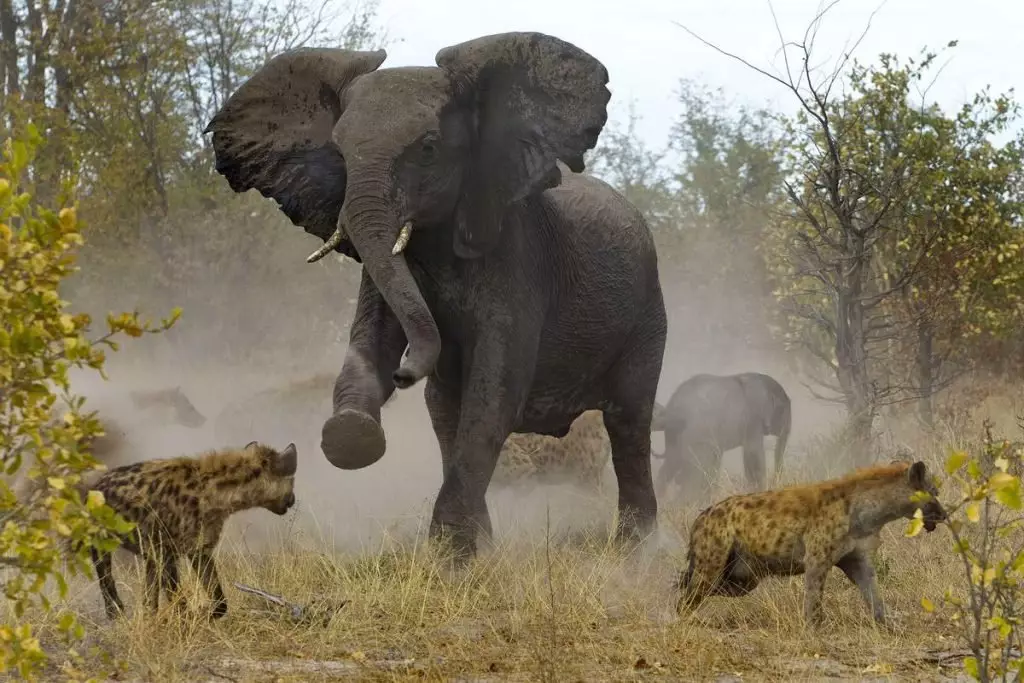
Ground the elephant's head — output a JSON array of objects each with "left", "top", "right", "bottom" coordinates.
[{"left": 204, "top": 32, "right": 611, "bottom": 389}]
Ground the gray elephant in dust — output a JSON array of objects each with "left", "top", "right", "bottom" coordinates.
[
  {"left": 204, "top": 32, "right": 668, "bottom": 559},
  {"left": 650, "top": 372, "right": 791, "bottom": 502}
]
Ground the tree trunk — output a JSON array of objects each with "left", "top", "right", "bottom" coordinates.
[
  {"left": 834, "top": 232, "right": 876, "bottom": 468},
  {"left": 0, "top": 0, "right": 18, "bottom": 128},
  {"left": 916, "top": 318, "right": 935, "bottom": 429}
]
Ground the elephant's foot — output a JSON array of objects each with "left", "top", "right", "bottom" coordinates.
[
  {"left": 613, "top": 506, "right": 657, "bottom": 550},
  {"left": 428, "top": 516, "right": 482, "bottom": 566},
  {"left": 321, "top": 409, "right": 386, "bottom": 470}
]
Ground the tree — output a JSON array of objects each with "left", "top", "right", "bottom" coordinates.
[
  {"left": 0, "top": 126, "right": 178, "bottom": 678},
  {"left": 666, "top": 79, "right": 785, "bottom": 355},
  {"left": 677, "top": 5, "right": 1024, "bottom": 462}
]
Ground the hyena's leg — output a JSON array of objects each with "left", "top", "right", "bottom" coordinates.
[
  {"left": 676, "top": 531, "right": 733, "bottom": 614},
  {"left": 91, "top": 548, "right": 125, "bottom": 620},
  {"left": 836, "top": 550, "right": 885, "bottom": 624},
  {"left": 160, "top": 551, "right": 184, "bottom": 613},
  {"left": 143, "top": 553, "right": 161, "bottom": 613},
  {"left": 190, "top": 551, "right": 227, "bottom": 619}
]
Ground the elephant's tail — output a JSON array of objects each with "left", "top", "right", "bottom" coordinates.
[{"left": 773, "top": 400, "right": 791, "bottom": 475}]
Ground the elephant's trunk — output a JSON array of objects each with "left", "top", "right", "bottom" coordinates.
[{"left": 341, "top": 187, "right": 441, "bottom": 389}]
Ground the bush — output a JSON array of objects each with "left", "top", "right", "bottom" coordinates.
[
  {"left": 922, "top": 420, "right": 1024, "bottom": 682},
  {"left": 0, "top": 125, "right": 179, "bottom": 679}
]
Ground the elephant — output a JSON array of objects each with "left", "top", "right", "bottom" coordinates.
[
  {"left": 650, "top": 372, "right": 791, "bottom": 503},
  {"left": 204, "top": 32, "right": 668, "bottom": 559}
]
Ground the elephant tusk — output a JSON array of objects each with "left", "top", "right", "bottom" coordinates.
[
  {"left": 391, "top": 221, "right": 413, "bottom": 255},
  {"left": 306, "top": 224, "right": 347, "bottom": 264}
]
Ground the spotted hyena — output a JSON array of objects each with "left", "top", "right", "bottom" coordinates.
[
  {"left": 676, "top": 460, "right": 946, "bottom": 626},
  {"left": 83, "top": 441, "right": 297, "bottom": 620},
  {"left": 491, "top": 410, "right": 611, "bottom": 491}
]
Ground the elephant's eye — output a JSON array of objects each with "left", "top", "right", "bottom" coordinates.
[{"left": 419, "top": 137, "right": 439, "bottom": 165}]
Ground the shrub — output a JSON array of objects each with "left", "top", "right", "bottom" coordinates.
[
  {"left": 921, "top": 420, "right": 1024, "bottom": 682},
  {"left": 0, "top": 125, "right": 179, "bottom": 679}
]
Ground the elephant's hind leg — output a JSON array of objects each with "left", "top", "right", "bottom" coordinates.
[
  {"left": 741, "top": 430, "right": 768, "bottom": 492},
  {"left": 602, "top": 312, "right": 666, "bottom": 544}
]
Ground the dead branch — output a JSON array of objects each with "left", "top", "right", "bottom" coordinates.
[{"left": 233, "top": 581, "right": 349, "bottom": 627}]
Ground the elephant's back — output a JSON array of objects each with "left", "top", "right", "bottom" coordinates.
[{"left": 545, "top": 168, "right": 657, "bottom": 259}]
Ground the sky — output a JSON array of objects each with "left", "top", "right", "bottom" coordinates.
[{"left": 364, "top": 0, "right": 1021, "bottom": 150}]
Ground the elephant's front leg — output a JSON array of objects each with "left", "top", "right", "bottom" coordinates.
[
  {"left": 322, "top": 269, "right": 409, "bottom": 470},
  {"left": 425, "top": 376, "right": 493, "bottom": 541},
  {"left": 429, "top": 329, "right": 536, "bottom": 560}
]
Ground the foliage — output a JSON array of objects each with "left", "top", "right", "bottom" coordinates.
[
  {"left": 0, "top": 126, "right": 178, "bottom": 679},
  {"left": 759, "top": 39, "right": 1023, "bottom": 454},
  {"left": 921, "top": 422, "right": 1024, "bottom": 682}
]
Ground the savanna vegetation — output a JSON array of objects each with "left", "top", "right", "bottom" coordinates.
[{"left": 1, "top": 0, "right": 1023, "bottom": 680}]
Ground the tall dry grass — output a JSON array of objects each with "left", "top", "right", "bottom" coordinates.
[{"left": 8, "top": 375, "right": 1021, "bottom": 682}]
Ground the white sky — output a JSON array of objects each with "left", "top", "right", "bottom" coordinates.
[{"left": 368, "top": 0, "right": 1022, "bottom": 149}]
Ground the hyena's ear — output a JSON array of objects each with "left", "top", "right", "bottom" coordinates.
[
  {"left": 244, "top": 440, "right": 259, "bottom": 450},
  {"left": 272, "top": 443, "right": 298, "bottom": 477},
  {"left": 908, "top": 461, "right": 928, "bottom": 488}
]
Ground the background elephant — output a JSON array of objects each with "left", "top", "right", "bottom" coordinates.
[
  {"left": 205, "top": 32, "right": 668, "bottom": 558},
  {"left": 651, "top": 372, "right": 791, "bottom": 503}
]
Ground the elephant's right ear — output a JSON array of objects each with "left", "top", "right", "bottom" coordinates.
[{"left": 204, "top": 48, "right": 387, "bottom": 260}]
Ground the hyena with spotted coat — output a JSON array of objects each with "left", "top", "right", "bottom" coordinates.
[
  {"left": 676, "top": 460, "right": 946, "bottom": 626},
  {"left": 85, "top": 441, "right": 297, "bottom": 620}
]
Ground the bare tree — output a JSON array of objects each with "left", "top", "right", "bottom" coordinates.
[{"left": 673, "top": 1, "right": 958, "bottom": 464}]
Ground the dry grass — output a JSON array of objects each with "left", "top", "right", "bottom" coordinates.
[
  {"left": 12, "top": 373, "right": 1021, "bottom": 682},
  {"left": 25, "top": 480, "right": 972, "bottom": 681}
]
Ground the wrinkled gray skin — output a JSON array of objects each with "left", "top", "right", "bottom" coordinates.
[
  {"left": 651, "top": 372, "right": 791, "bottom": 502},
  {"left": 204, "top": 32, "right": 667, "bottom": 559}
]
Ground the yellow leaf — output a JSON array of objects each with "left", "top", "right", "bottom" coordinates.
[
  {"left": 946, "top": 450, "right": 969, "bottom": 474},
  {"left": 964, "top": 655, "right": 980, "bottom": 680},
  {"left": 921, "top": 597, "right": 935, "bottom": 612},
  {"left": 47, "top": 477, "right": 66, "bottom": 491},
  {"left": 966, "top": 502, "right": 981, "bottom": 523},
  {"left": 86, "top": 490, "right": 105, "bottom": 509},
  {"left": 990, "top": 472, "right": 1017, "bottom": 490},
  {"left": 905, "top": 517, "right": 924, "bottom": 537}
]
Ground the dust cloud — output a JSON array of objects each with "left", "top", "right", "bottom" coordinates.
[{"left": 64, "top": 218, "right": 846, "bottom": 558}]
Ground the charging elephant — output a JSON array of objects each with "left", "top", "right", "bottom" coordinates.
[
  {"left": 652, "top": 372, "right": 791, "bottom": 502},
  {"left": 204, "top": 32, "right": 668, "bottom": 559}
]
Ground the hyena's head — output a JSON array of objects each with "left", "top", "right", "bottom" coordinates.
[
  {"left": 242, "top": 441, "right": 298, "bottom": 515},
  {"left": 900, "top": 460, "right": 946, "bottom": 532}
]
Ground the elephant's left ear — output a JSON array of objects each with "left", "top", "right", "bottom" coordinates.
[{"left": 436, "top": 32, "right": 611, "bottom": 258}]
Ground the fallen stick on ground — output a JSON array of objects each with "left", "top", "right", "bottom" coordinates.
[{"left": 233, "top": 581, "right": 349, "bottom": 626}]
